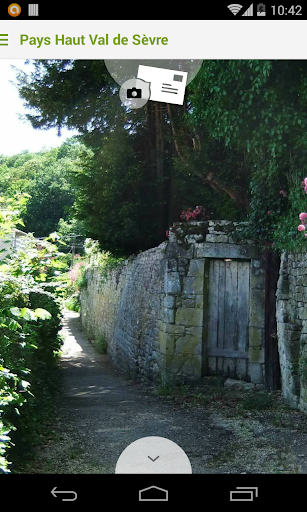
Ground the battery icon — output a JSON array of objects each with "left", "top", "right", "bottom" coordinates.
[{"left": 257, "top": 3, "right": 266, "bottom": 15}]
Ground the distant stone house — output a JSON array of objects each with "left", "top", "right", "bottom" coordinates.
[{"left": 0, "top": 228, "right": 28, "bottom": 260}]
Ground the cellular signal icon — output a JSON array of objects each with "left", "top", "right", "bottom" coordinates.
[
  {"left": 242, "top": 3, "right": 254, "bottom": 16},
  {"left": 227, "top": 4, "right": 243, "bottom": 15}
]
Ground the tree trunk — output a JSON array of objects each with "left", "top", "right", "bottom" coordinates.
[{"left": 154, "top": 102, "right": 166, "bottom": 238}]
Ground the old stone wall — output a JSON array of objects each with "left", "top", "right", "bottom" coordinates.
[
  {"left": 80, "top": 221, "right": 266, "bottom": 384},
  {"left": 276, "top": 252, "right": 307, "bottom": 411},
  {"left": 80, "top": 245, "right": 165, "bottom": 380}
]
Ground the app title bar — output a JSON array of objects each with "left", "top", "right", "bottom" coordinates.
[{"left": 0, "top": 20, "right": 305, "bottom": 58}]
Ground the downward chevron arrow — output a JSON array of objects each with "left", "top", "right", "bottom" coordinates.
[{"left": 148, "top": 455, "right": 159, "bottom": 462}]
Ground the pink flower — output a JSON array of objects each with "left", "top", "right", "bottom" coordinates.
[
  {"left": 279, "top": 190, "right": 287, "bottom": 198},
  {"left": 267, "top": 211, "right": 272, "bottom": 215},
  {"left": 299, "top": 212, "right": 307, "bottom": 222},
  {"left": 68, "top": 261, "right": 84, "bottom": 282},
  {"left": 298, "top": 224, "right": 306, "bottom": 232}
]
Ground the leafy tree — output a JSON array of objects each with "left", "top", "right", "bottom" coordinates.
[
  {"left": 16, "top": 59, "right": 307, "bottom": 251},
  {"left": 0, "top": 141, "right": 84, "bottom": 237},
  {"left": 188, "top": 60, "right": 307, "bottom": 243}
]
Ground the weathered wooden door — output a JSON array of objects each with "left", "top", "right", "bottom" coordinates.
[{"left": 206, "top": 258, "right": 250, "bottom": 380}]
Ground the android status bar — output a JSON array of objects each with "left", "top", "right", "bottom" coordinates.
[{"left": 2, "top": 4, "right": 306, "bottom": 20}]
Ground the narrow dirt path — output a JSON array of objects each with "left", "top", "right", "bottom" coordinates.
[{"left": 24, "top": 311, "right": 307, "bottom": 474}]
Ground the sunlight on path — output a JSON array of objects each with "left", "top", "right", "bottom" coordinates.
[{"left": 60, "top": 310, "right": 84, "bottom": 358}]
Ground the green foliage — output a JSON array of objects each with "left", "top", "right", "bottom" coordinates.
[
  {"left": 15, "top": 60, "right": 246, "bottom": 254},
  {"left": 156, "top": 382, "right": 174, "bottom": 396},
  {"left": 15, "top": 60, "right": 307, "bottom": 253},
  {"left": 240, "top": 392, "right": 274, "bottom": 411},
  {"left": 75, "top": 266, "right": 87, "bottom": 290},
  {"left": 188, "top": 60, "right": 307, "bottom": 247},
  {"left": 83, "top": 239, "right": 124, "bottom": 279},
  {"left": 273, "top": 171, "right": 307, "bottom": 251},
  {"left": 65, "top": 294, "right": 80, "bottom": 312},
  {"left": 70, "top": 128, "right": 162, "bottom": 255},
  {"left": 56, "top": 218, "right": 86, "bottom": 255},
  {"left": 0, "top": 140, "right": 85, "bottom": 238},
  {"left": 93, "top": 334, "right": 108, "bottom": 355},
  {"left": 0, "top": 198, "right": 65, "bottom": 472},
  {"left": 243, "top": 165, "right": 288, "bottom": 245}
]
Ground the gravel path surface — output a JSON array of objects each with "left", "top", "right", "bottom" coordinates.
[{"left": 24, "top": 310, "right": 307, "bottom": 474}]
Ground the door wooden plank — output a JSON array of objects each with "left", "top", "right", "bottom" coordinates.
[
  {"left": 217, "top": 259, "right": 226, "bottom": 350},
  {"left": 224, "top": 260, "right": 238, "bottom": 350},
  {"left": 223, "top": 358, "right": 236, "bottom": 379},
  {"left": 208, "top": 356, "right": 217, "bottom": 375},
  {"left": 208, "top": 260, "right": 219, "bottom": 352},
  {"left": 236, "top": 358, "right": 248, "bottom": 380},
  {"left": 217, "top": 356, "right": 224, "bottom": 375},
  {"left": 237, "top": 261, "right": 250, "bottom": 354}
]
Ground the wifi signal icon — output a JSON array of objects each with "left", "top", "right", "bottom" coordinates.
[{"left": 228, "top": 4, "right": 243, "bottom": 15}]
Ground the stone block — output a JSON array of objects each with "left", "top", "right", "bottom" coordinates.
[
  {"left": 224, "top": 378, "right": 255, "bottom": 390},
  {"left": 298, "top": 308, "right": 307, "bottom": 320},
  {"left": 167, "top": 353, "right": 202, "bottom": 379},
  {"left": 175, "top": 308, "right": 203, "bottom": 327},
  {"left": 182, "top": 298, "right": 196, "bottom": 308},
  {"left": 163, "top": 308, "right": 175, "bottom": 324},
  {"left": 178, "top": 259, "right": 189, "bottom": 273},
  {"left": 163, "top": 295, "right": 175, "bottom": 309},
  {"left": 165, "top": 324, "right": 185, "bottom": 335},
  {"left": 194, "top": 295, "right": 204, "bottom": 308},
  {"left": 249, "top": 326, "right": 264, "bottom": 347},
  {"left": 248, "top": 363, "right": 264, "bottom": 384},
  {"left": 250, "top": 271, "right": 265, "bottom": 291},
  {"left": 195, "top": 242, "right": 259, "bottom": 260},
  {"left": 183, "top": 275, "right": 204, "bottom": 295},
  {"left": 175, "top": 334, "right": 202, "bottom": 355},
  {"left": 186, "top": 325, "right": 203, "bottom": 340},
  {"left": 185, "top": 234, "right": 204, "bottom": 243},
  {"left": 187, "top": 259, "right": 205, "bottom": 277},
  {"left": 167, "top": 259, "right": 178, "bottom": 271},
  {"left": 164, "top": 272, "right": 181, "bottom": 294},
  {"left": 175, "top": 297, "right": 182, "bottom": 308},
  {"left": 208, "top": 220, "right": 233, "bottom": 233},
  {"left": 166, "top": 242, "right": 194, "bottom": 260},
  {"left": 250, "top": 289, "right": 265, "bottom": 328},
  {"left": 206, "top": 234, "right": 229, "bottom": 243},
  {"left": 159, "top": 331, "right": 175, "bottom": 356},
  {"left": 248, "top": 345, "right": 264, "bottom": 363}
]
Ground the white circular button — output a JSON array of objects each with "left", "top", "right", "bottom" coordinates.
[{"left": 115, "top": 436, "right": 192, "bottom": 474}]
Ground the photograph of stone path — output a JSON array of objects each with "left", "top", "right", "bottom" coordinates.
[{"left": 3, "top": 59, "right": 307, "bottom": 476}]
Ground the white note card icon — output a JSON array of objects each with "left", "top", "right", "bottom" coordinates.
[{"left": 137, "top": 65, "right": 188, "bottom": 105}]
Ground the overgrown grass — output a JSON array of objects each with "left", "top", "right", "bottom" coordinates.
[
  {"left": 239, "top": 392, "right": 274, "bottom": 411},
  {"left": 93, "top": 334, "right": 108, "bottom": 355},
  {"left": 65, "top": 294, "right": 80, "bottom": 312}
]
